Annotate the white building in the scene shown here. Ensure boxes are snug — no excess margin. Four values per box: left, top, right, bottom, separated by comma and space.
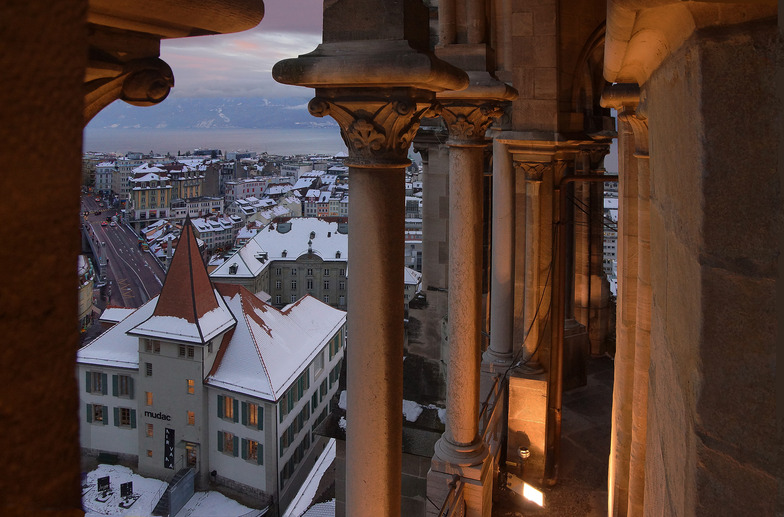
77, 220, 345, 513
95, 161, 116, 195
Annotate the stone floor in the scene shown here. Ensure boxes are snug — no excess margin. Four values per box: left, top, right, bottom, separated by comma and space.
493, 355, 615, 516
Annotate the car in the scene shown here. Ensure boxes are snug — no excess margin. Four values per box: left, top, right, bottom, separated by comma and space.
101, 221, 108, 227
110, 222, 117, 227
94, 210, 101, 215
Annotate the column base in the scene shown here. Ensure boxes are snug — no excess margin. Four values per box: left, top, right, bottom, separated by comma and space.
428, 439, 493, 517
480, 350, 511, 402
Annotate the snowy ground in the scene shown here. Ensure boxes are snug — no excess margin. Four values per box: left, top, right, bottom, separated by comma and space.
81, 464, 261, 517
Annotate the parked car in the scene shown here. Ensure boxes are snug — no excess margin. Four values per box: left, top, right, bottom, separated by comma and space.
101, 221, 108, 227
110, 222, 117, 227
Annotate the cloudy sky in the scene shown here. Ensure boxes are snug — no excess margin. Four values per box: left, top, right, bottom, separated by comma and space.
160, 0, 323, 99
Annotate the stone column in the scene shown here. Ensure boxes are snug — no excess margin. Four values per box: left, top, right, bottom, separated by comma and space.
429, 101, 503, 517
601, 84, 640, 517
483, 139, 515, 368
519, 161, 552, 371
274, 3, 468, 513
618, 107, 651, 517
308, 94, 440, 516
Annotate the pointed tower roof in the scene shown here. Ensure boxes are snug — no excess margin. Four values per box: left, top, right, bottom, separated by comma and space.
130, 217, 236, 344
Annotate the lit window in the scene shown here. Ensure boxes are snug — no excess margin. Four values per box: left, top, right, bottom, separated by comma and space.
223, 432, 235, 454
146, 392, 153, 406
222, 395, 235, 420
91, 404, 105, 423
245, 439, 261, 463
187, 411, 195, 426
147, 450, 153, 458
146, 423, 154, 437
187, 379, 195, 395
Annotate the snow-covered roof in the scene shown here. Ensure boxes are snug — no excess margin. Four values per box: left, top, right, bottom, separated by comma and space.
78, 299, 157, 369
206, 287, 346, 401
99, 307, 136, 324
129, 290, 236, 344
210, 219, 348, 280
404, 267, 422, 286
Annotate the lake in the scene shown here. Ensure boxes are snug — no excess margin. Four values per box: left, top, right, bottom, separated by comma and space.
82, 127, 349, 156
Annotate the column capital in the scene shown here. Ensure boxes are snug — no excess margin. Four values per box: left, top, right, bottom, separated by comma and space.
514, 160, 551, 182
307, 91, 438, 168
439, 101, 505, 147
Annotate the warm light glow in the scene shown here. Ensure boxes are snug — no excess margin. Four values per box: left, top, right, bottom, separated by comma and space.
523, 483, 544, 507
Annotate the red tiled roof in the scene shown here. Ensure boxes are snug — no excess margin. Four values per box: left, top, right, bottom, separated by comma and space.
152, 217, 220, 325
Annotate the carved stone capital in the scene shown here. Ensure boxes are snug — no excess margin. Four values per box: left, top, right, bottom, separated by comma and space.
514, 161, 551, 182
440, 102, 505, 146
308, 93, 438, 168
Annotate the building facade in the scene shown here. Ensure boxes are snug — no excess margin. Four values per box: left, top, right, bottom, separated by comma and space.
77, 221, 346, 513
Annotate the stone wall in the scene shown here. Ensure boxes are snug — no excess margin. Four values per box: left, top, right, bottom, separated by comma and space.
645, 19, 779, 516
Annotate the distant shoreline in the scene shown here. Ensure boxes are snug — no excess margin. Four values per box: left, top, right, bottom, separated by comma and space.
83, 127, 348, 157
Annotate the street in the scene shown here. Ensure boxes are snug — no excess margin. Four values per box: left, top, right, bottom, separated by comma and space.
81, 194, 165, 310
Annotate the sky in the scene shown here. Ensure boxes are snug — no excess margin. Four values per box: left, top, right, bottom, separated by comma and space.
160, 0, 324, 99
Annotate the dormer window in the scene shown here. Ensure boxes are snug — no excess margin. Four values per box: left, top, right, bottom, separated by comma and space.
229, 263, 238, 275
335, 251, 341, 258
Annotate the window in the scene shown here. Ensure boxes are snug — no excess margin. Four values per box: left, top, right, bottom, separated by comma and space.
290, 280, 297, 290
339, 269, 345, 276
306, 279, 313, 290
218, 395, 238, 422
179, 345, 195, 358
147, 450, 153, 458
323, 295, 330, 304
275, 268, 282, 276
339, 295, 345, 306
145, 391, 153, 406
145, 340, 161, 353
188, 346, 194, 358
319, 379, 328, 400
306, 268, 313, 276
243, 402, 263, 430
311, 392, 318, 412
88, 404, 107, 425
291, 294, 297, 303
207, 340, 213, 353
243, 439, 262, 464
187, 379, 195, 395
339, 281, 345, 290
275, 280, 282, 289
315, 351, 324, 375
146, 423, 154, 437
187, 411, 195, 426
114, 374, 134, 398
324, 268, 330, 276
290, 268, 297, 276
116, 407, 135, 428
323, 280, 330, 290
145, 362, 152, 376
218, 431, 238, 457
275, 295, 282, 304
86, 371, 107, 394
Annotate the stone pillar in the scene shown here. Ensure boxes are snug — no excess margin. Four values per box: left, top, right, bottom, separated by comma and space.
518, 161, 552, 371
307, 94, 440, 516
483, 139, 515, 369
274, 5, 468, 512
429, 102, 503, 517
601, 83, 640, 517
617, 107, 651, 517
